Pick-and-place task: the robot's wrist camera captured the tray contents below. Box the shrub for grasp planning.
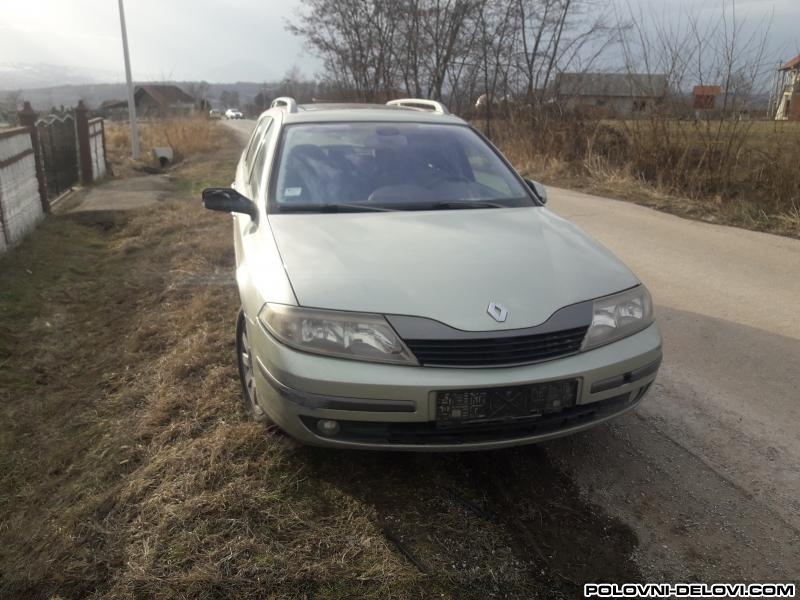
[105,116,218,171]
[485,108,800,236]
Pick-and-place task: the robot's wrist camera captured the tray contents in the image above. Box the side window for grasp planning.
[464,139,514,196]
[248,120,275,199]
[244,117,271,169]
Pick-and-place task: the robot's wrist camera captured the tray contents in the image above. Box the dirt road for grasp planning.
[225,118,800,581]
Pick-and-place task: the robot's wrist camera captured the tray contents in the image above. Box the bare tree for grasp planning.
[0,91,22,126]
[419,0,478,99]
[220,90,240,108]
[287,0,620,108]
[287,0,402,100]
[474,0,519,134]
[615,0,775,198]
[184,81,210,108]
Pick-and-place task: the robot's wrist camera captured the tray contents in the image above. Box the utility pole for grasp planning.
[118,0,140,159]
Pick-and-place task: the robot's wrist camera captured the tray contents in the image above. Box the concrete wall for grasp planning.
[0,128,43,253]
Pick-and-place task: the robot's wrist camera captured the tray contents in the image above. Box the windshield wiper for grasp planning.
[424,201,505,210]
[277,203,396,213]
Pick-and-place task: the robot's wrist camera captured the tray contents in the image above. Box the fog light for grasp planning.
[316,419,341,436]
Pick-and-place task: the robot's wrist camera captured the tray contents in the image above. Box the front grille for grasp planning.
[404,326,588,367]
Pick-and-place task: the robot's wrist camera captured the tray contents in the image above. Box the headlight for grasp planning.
[258,303,418,365]
[583,286,654,350]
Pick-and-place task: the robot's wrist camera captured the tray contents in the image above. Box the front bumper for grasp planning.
[248,319,662,451]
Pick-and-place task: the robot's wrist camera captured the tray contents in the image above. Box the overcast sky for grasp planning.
[1,0,798,84]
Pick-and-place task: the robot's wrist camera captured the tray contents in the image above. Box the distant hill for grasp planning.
[1,80,284,111]
[0,62,301,110]
[0,62,126,91]
[5,84,129,111]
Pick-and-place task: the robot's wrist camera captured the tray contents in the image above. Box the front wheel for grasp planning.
[236,309,271,423]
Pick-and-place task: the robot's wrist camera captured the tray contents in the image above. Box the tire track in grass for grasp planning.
[308,443,641,598]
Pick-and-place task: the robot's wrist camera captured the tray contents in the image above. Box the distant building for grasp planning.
[692,85,722,110]
[553,72,668,117]
[97,99,129,121]
[95,85,196,120]
[774,54,800,121]
[134,84,195,117]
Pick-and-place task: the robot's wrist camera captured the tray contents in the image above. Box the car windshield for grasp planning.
[270,122,532,212]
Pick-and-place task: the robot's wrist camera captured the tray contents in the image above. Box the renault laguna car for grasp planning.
[202,97,662,450]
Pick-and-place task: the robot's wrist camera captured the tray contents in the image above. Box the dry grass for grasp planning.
[0,136,428,598]
[488,113,800,238]
[0,124,641,599]
[105,116,219,177]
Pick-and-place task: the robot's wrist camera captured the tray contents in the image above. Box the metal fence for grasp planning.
[36,114,79,200]
[87,117,107,180]
[0,101,108,254]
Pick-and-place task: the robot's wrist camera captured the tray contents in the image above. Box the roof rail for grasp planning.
[271,97,298,113]
[386,98,450,114]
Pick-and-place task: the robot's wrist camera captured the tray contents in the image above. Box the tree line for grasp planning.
[288,0,780,121]
[287,0,614,113]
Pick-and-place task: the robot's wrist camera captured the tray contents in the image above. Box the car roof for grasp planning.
[263,102,466,126]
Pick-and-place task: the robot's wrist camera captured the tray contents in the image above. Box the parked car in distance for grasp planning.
[209,108,222,119]
[225,108,244,119]
[203,96,662,451]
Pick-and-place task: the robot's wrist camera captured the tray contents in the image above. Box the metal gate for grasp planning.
[36,114,78,200]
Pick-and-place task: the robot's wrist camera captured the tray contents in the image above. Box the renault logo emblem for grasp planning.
[487,302,508,322]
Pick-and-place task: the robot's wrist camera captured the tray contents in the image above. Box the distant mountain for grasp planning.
[4,84,129,111]
[0,62,126,91]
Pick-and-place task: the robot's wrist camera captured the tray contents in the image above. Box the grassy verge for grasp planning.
[488,116,800,239]
[0,122,640,599]
[104,116,219,177]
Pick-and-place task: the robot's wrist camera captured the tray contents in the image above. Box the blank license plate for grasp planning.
[436,379,578,427]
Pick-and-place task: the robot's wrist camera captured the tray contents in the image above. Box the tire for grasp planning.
[236,309,272,423]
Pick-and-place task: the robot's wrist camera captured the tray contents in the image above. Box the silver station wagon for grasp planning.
[203,97,662,451]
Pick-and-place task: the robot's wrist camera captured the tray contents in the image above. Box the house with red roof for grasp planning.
[692,85,722,111]
[774,54,800,120]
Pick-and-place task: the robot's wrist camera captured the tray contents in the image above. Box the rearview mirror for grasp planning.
[525,179,547,204]
[202,187,258,219]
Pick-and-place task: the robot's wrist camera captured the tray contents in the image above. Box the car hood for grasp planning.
[267,207,638,331]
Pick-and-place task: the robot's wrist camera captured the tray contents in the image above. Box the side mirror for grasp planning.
[202,187,258,219]
[525,179,547,204]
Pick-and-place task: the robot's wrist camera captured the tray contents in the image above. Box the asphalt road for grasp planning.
[223,119,800,581]
[545,190,800,580]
